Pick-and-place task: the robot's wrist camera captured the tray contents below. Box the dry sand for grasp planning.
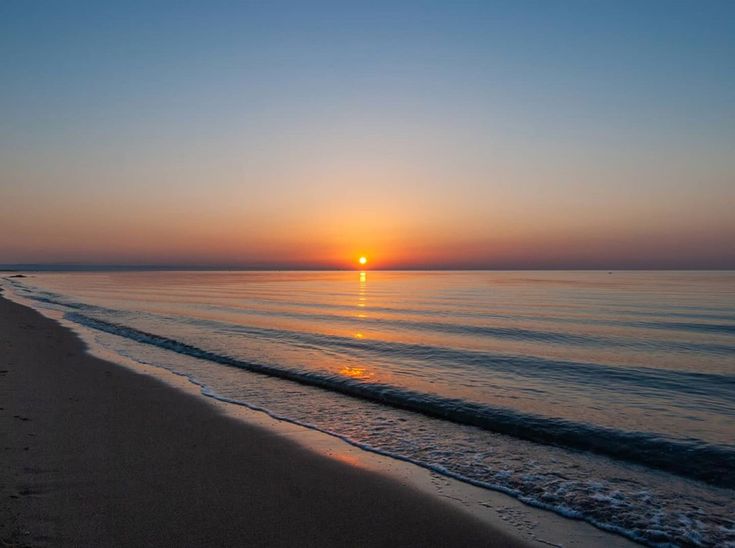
[0,293,527,547]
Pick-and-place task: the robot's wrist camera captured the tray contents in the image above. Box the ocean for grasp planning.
[5,270,734,546]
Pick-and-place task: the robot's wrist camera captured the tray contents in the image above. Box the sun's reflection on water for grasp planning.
[335,271,375,380]
[339,366,373,379]
[331,452,369,469]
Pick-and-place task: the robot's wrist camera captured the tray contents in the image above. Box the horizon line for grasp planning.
[2,264,734,273]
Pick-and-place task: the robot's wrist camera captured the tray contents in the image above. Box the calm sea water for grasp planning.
[6,271,735,546]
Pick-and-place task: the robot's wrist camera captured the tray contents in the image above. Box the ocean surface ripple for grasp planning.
[6,271,735,547]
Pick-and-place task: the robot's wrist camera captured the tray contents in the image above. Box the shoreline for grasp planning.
[1,288,634,547]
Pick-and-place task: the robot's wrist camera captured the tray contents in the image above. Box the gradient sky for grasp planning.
[1,0,734,269]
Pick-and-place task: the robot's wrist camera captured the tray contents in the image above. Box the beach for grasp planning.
[0,292,532,547]
[2,270,732,546]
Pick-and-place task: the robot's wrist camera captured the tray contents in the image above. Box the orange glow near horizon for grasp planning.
[1,2,733,271]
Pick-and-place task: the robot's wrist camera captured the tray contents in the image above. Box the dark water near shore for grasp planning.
[6,271,735,546]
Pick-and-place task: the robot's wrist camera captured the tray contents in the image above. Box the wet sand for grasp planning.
[0,293,526,547]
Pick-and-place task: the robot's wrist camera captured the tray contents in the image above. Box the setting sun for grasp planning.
[358,256,367,266]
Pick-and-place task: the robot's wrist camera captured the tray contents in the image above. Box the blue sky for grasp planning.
[1,1,733,268]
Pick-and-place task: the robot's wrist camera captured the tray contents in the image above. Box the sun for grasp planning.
[358,256,367,266]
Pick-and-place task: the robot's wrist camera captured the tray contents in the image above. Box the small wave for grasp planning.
[67,311,735,488]
[632,321,735,335]
[26,283,734,354]
[27,295,86,309]
[196,301,735,355]
[176,313,735,403]
[25,288,734,400]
